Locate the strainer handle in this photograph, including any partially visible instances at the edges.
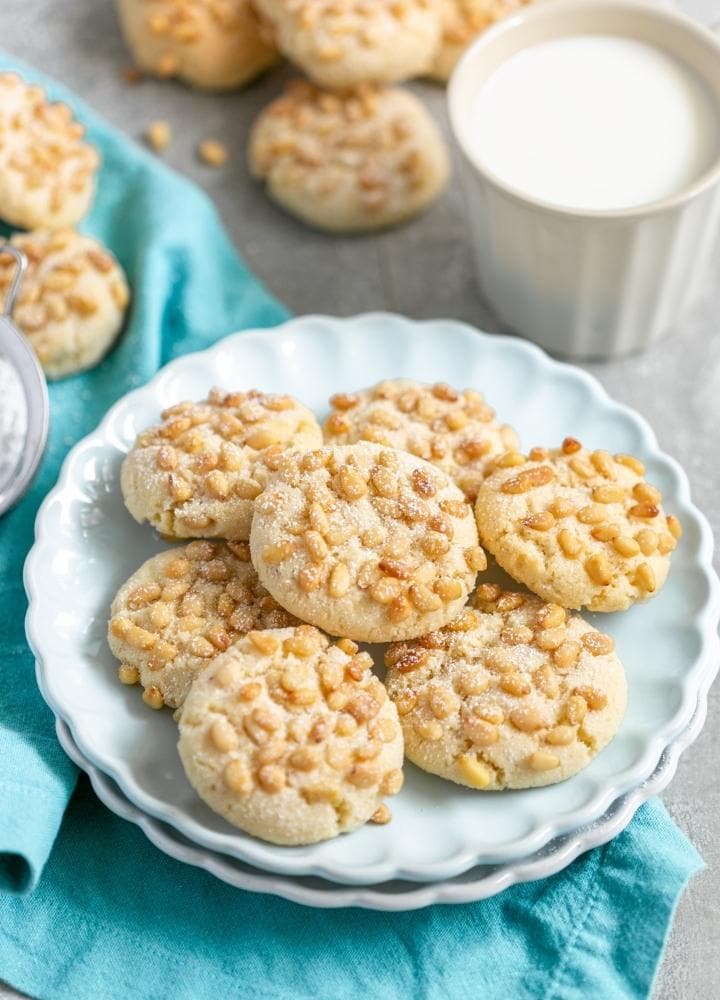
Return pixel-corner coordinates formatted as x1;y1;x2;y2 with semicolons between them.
1;243;28;317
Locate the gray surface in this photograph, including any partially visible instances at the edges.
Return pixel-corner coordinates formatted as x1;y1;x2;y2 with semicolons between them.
1;1;719;997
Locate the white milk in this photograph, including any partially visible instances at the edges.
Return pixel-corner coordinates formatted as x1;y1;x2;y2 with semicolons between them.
469;34;719;210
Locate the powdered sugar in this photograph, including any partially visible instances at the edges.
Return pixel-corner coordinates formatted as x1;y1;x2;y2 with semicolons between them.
0;354;27;491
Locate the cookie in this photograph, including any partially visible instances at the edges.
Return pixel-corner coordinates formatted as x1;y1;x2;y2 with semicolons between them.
116;0;278;90
474;439;681;612
121;387;323;540
385;586;626;790
253;0;440;88
0;230;129;380
430;0;530;82
0;73;99;230
177;626;404;844
108;540;297;709
324;379;518;501
248;81;450;233
250;443;485;642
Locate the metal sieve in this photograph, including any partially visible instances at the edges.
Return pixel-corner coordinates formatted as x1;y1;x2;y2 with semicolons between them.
0;244;49;516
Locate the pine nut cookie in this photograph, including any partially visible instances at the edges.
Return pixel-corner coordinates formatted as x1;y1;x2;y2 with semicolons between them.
430;0;530;82
121;388;323;540
248;81;450;233
0;230;129;380
177;626;404;844
385;587;626;790
252;0;440;88
116;0;278;90
108;540;297;710
0;73;99;230
324;379;518;501
250;443;486;642
474;439;681;612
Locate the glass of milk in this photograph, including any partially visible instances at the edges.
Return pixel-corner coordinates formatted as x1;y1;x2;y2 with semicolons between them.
448;0;720;358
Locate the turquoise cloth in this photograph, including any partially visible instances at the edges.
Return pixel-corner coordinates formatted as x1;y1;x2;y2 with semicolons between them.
0;58;702;1000
0;783;702;1000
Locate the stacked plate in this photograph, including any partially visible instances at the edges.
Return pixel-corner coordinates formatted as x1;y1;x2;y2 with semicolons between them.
25;315;720;910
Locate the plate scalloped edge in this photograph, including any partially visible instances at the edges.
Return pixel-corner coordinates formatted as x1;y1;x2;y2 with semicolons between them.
26;313;720;886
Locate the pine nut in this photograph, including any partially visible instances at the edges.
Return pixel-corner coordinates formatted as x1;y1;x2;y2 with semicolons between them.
585;554;612;586
501;465;554;493
558;529;582;557
545;725;575;746
528;751;560;772
634;562;656;592
458;755;492;788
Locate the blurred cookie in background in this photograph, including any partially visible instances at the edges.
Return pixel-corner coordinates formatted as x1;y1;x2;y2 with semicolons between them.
0;73;99;230
0;229;129;379
430;0;531;83
253;0;440;88
116;0;279;90
249;81;450;232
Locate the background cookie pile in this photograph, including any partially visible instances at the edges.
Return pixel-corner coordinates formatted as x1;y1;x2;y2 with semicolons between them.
0;73;130;379
116;0;532;233
108;377;681;847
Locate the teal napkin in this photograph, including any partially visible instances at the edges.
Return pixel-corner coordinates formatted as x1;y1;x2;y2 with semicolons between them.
0;57;702;1000
1;782;701;1000
0;53;285;896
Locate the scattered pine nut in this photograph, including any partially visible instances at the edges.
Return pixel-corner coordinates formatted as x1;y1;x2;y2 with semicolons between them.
145;120;172;152
370;804;392;825
122;66;144;84
198;139;228;167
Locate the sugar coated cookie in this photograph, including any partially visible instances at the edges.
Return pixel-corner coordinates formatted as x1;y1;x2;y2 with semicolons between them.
253;0;440;88
250;443;485;642
121;387;323;540
116;0;278;90
385;586;627;790
178;626;404;844
249;81;450;232
0;73;99;230
324;379;518;501
474;439;681;612
430;0;529;82
109;540;297;709
0;230;129;379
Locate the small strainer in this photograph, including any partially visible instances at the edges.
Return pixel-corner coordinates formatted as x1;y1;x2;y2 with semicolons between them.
0;244;49;516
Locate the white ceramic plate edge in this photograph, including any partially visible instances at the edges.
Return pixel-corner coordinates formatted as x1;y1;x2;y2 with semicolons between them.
55;641;717;910
26;314;720;886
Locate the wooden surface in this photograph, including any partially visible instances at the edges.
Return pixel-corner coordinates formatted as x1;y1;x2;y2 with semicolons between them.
1;1;719;997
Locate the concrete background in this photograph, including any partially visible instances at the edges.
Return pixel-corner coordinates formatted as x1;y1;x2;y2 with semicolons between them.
1;1;719;997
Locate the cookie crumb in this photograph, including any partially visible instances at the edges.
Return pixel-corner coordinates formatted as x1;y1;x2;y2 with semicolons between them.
145;120;172;152
198;139;228;167
370;803;392;825
122;65;144;84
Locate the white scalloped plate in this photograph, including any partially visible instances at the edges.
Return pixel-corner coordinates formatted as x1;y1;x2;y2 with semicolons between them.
26;314;720;886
